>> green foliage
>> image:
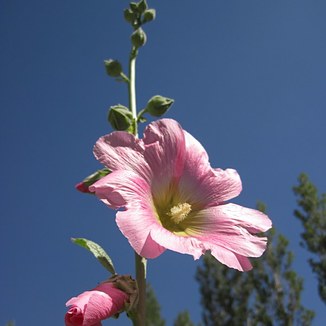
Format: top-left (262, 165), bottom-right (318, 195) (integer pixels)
top-left (146, 284), bottom-right (165, 326)
top-left (5, 322), bottom-right (15, 326)
top-left (196, 225), bottom-right (314, 325)
top-left (293, 173), bottom-right (326, 303)
top-left (71, 238), bottom-right (116, 275)
top-left (174, 311), bottom-right (196, 326)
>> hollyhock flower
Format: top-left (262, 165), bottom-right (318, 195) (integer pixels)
top-left (65, 281), bottom-right (128, 326)
top-left (90, 119), bottom-right (272, 271)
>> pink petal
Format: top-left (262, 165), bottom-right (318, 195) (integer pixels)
top-left (208, 203), bottom-right (272, 233)
top-left (65, 283), bottom-right (128, 326)
top-left (93, 131), bottom-right (151, 182)
top-left (90, 169), bottom-right (166, 258)
top-left (89, 170), bottom-right (150, 209)
top-left (190, 204), bottom-right (271, 257)
top-left (178, 130), bottom-right (242, 207)
top-left (209, 246), bottom-right (253, 271)
top-left (83, 284), bottom-right (127, 324)
top-left (179, 167), bottom-right (242, 210)
top-left (149, 224), bottom-right (205, 260)
top-left (142, 119), bottom-right (186, 198)
top-left (183, 130), bottom-right (209, 165)
top-left (83, 291), bottom-right (114, 324)
top-left (116, 207), bottom-right (166, 258)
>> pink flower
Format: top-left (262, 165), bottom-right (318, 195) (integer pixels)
top-left (90, 119), bottom-right (272, 271)
top-left (65, 282), bottom-right (128, 326)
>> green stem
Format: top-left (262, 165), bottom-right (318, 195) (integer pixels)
top-left (120, 72), bottom-right (130, 83)
top-left (128, 45), bottom-right (147, 326)
top-left (129, 47), bottom-right (138, 136)
top-left (133, 254), bottom-right (147, 326)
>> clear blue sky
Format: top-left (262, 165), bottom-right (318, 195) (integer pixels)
top-left (1, 0), bottom-right (326, 325)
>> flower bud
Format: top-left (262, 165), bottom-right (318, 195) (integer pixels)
top-left (142, 9), bottom-right (156, 23)
top-left (124, 8), bottom-right (136, 24)
top-left (129, 2), bottom-right (138, 12)
top-left (131, 27), bottom-right (147, 48)
top-left (109, 275), bottom-right (138, 312)
top-left (75, 168), bottom-right (110, 194)
top-left (145, 95), bottom-right (174, 117)
top-left (65, 277), bottom-right (134, 325)
top-left (108, 105), bottom-right (133, 131)
top-left (104, 59), bottom-right (123, 77)
top-left (138, 0), bottom-right (148, 14)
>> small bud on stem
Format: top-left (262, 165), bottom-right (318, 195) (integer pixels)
top-left (104, 59), bottom-right (123, 77)
top-left (131, 27), bottom-right (147, 48)
top-left (108, 105), bottom-right (134, 131)
top-left (142, 9), bottom-right (156, 24)
top-left (145, 95), bottom-right (174, 117)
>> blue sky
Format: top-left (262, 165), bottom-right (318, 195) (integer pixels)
top-left (1, 0), bottom-right (326, 325)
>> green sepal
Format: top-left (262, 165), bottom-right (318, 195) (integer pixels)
top-left (71, 238), bottom-right (116, 275)
top-left (142, 9), bottom-right (156, 24)
top-left (109, 275), bottom-right (139, 312)
top-left (131, 27), bottom-right (147, 48)
top-left (124, 8), bottom-right (136, 24)
top-left (108, 105), bottom-right (133, 131)
top-left (129, 2), bottom-right (138, 12)
top-left (138, 0), bottom-right (148, 14)
top-left (104, 59), bottom-right (123, 77)
top-left (137, 108), bottom-right (147, 123)
top-left (145, 95), bottom-right (174, 117)
top-left (83, 168), bottom-right (110, 185)
top-left (76, 168), bottom-right (110, 194)
top-left (138, 116), bottom-right (147, 123)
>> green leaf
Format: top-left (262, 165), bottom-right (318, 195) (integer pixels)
top-left (71, 238), bottom-right (116, 275)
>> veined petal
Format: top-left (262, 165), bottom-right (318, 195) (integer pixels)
top-left (209, 246), bottom-right (253, 271)
top-left (65, 283), bottom-right (127, 326)
top-left (188, 204), bottom-right (271, 257)
top-left (83, 291), bottom-right (114, 324)
top-left (143, 119), bottom-right (186, 198)
top-left (177, 129), bottom-right (242, 207)
top-left (93, 170), bottom-right (166, 258)
top-left (83, 284), bottom-right (126, 324)
top-left (150, 225), bottom-right (205, 260)
top-left (179, 166), bottom-right (242, 210)
top-left (117, 209), bottom-right (166, 258)
top-left (89, 171), bottom-right (149, 209)
top-left (183, 130), bottom-right (209, 166)
top-left (93, 131), bottom-right (151, 182)
top-left (216, 203), bottom-right (272, 233)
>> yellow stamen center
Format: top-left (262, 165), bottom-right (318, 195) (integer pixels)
top-left (167, 203), bottom-right (192, 224)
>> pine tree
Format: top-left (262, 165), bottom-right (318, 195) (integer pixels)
top-left (174, 311), bottom-right (196, 326)
top-left (293, 173), bottom-right (326, 303)
top-left (145, 284), bottom-right (165, 326)
top-left (196, 204), bottom-right (314, 326)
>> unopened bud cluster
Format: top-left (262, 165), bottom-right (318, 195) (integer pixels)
top-left (124, 0), bottom-right (156, 49)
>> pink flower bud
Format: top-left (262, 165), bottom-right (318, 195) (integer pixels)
top-left (65, 282), bottom-right (129, 326)
top-left (75, 182), bottom-right (91, 193)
